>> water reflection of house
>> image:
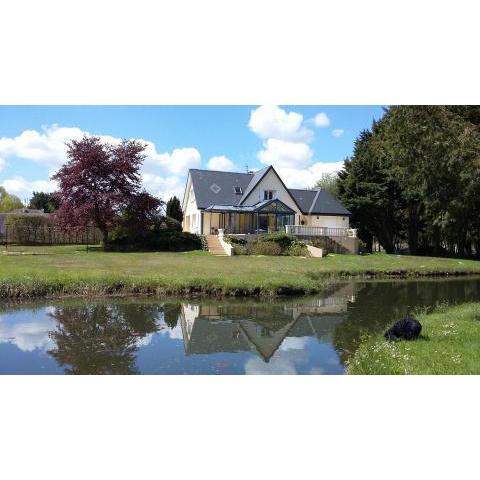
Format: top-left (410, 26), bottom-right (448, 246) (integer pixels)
top-left (180, 284), bottom-right (356, 362)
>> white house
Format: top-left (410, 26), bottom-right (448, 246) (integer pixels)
top-left (181, 165), bottom-right (352, 237)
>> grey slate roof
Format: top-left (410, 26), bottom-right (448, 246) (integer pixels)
top-left (189, 169), bottom-right (253, 209)
top-left (238, 165), bottom-right (270, 204)
top-left (290, 188), bottom-right (351, 216)
top-left (189, 168), bottom-right (351, 216)
top-left (287, 189), bottom-right (317, 213)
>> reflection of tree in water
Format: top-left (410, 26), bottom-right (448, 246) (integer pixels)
top-left (48, 303), bottom-right (161, 374)
top-left (163, 302), bottom-right (181, 328)
top-left (332, 279), bottom-right (480, 363)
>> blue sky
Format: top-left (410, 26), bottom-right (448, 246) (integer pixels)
top-left (0, 105), bottom-right (385, 202)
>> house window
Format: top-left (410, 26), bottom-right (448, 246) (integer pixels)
top-left (263, 190), bottom-right (275, 200)
top-left (234, 186), bottom-right (243, 194)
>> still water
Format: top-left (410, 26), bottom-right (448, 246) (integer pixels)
top-left (1, 278), bottom-right (480, 374)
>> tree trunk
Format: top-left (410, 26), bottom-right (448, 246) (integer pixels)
top-left (359, 229), bottom-right (373, 253)
top-left (432, 227), bottom-right (441, 256)
top-left (101, 229), bottom-right (109, 250)
top-left (407, 203), bottom-right (420, 255)
top-left (474, 240), bottom-right (480, 259)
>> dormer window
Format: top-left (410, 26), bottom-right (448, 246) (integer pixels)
top-left (234, 186), bottom-right (243, 195)
top-left (263, 190), bottom-right (275, 200)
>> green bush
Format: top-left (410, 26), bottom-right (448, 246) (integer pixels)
top-left (309, 236), bottom-right (325, 249)
top-left (108, 231), bottom-right (202, 252)
top-left (251, 241), bottom-right (282, 256)
top-left (358, 239), bottom-right (369, 255)
top-left (287, 240), bottom-right (309, 257)
top-left (233, 244), bottom-right (249, 255)
top-left (225, 235), bottom-right (247, 246)
top-left (199, 235), bottom-right (209, 251)
top-left (257, 232), bottom-right (295, 251)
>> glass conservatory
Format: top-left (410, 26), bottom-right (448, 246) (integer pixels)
top-left (204, 199), bottom-right (296, 235)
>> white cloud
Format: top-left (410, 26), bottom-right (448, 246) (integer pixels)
top-left (1, 176), bottom-right (58, 199)
top-left (313, 112), bottom-right (330, 127)
top-left (257, 138), bottom-right (313, 169)
top-left (279, 336), bottom-right (309, 351)
top-left (0, 309), bottom-right (56, 352)
top-left (250, 106), bottom-right (332, 181)
top-left (160, 324), bottom-right (184, 340)
top-left (0, 125), bottom-right (86, 171)
top-left (276, 160), bottom-right (345, 188)
top-left (332, 128), bottom-right (344, 137)
top-left (207, 155), bottom-right (235, 171)
top-left (244, 340), bottom-right (311, 375)
top-left (248, 105), bottom-right (313, 143)
top-left (141, 173), bottom-right (186, 201)
top-left (144, 145), bottom-right (201, 176)
top-left (0, 124), bottom-right (203, 202)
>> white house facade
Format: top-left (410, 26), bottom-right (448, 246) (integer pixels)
top-left (181, 165), bottom-right (353, 238)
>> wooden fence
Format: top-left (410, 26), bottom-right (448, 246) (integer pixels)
top-left (2, 225), bottom-right (102, 246)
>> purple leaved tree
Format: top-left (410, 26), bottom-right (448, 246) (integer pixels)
top-left (52, 136), bottom-right (148, 248)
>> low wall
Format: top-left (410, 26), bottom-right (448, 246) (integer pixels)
top-left (217, 229), bottom-right (233, 256)
top-left (299, 236), bottom-right (359, 255)
top-left (306, 245), bottom-right (323, 257)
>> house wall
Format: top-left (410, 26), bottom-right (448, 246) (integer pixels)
top-left (300, 214), bottom-right (349, 229)
top-left (183, 180), bottom-right (202, 234)
top-left (203, 212), bottom-right (221, 235)
top-left (243, 169), bottom-right (301, 223)
top-left (182, 168), bottom-right (350, 235)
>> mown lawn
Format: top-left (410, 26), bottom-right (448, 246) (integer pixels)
top-left (347, 303), bottom-right (480, 374)
top-left (1, 244), bottom-right (480, 298)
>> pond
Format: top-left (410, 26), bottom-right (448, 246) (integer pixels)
top-left (1, 277), bottom-right (480, 374)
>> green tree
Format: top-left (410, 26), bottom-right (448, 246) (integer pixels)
top-left (0, 187), bottom-right (23, 212)
top-left (381, 106), bottom-right (480, 256)
top-left (339, 106), bottom-right (480, 258)
top-left (337, 124), bottom-right (404, 254)
top-left (48, 303), bottom-right (160, 374)
top-left (28, 191), bottom-right (60, 213)
top-left (166, 196), bottom-right (184, 224)
top-left (314, 172), bottom-right (339, 198)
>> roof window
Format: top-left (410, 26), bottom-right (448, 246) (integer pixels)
top-left (234, 186), bottom-right (243, 194)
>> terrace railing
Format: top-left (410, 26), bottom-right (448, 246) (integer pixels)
top-left (285, 225), bottom-right (358, 238)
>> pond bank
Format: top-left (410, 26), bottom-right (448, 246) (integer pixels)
top-left (2, 247), bottom-right (480, 299)
top-left (2, 279), bottom-right (480, 374)
top-left (347, 302), bottom-right (480, 374)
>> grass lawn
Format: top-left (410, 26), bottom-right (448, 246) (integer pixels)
top-left (1, 244), bottom-right (480, 298)
top-left (347, 302), bottom-right (480, 374)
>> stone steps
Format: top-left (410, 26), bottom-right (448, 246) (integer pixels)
top-left (206, 235), bottom-right (228, 256)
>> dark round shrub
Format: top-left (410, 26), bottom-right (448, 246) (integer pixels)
top-left (287, 240), bottom-right (309, 256)
top-left (225, 235), bottom-right (247, 246)
top-left (257, 232), bottom-right (295, 251)
top-left (251, 241), bottom-right (282, 256)
top-left (233, 244), bottom-right (249, 255)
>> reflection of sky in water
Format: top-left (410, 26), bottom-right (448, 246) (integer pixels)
top-left (0, 307), bottom-right (63, 374)
top-left (135, 331), bottom-right (344, 375)
top-left (1, 277), bottom-right (480, 374)
top-left (0, 307), bottom-right (56, 352)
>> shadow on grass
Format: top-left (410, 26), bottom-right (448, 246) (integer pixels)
top-left (387, 334), bottom-right (430, 342)
top-left (86, 246), bottom-right (104, 252)
top-left (417, 334), bottom-right (430, 342)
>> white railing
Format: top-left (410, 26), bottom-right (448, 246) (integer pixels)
top-left (285, 225), bottom-right (357, 238)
